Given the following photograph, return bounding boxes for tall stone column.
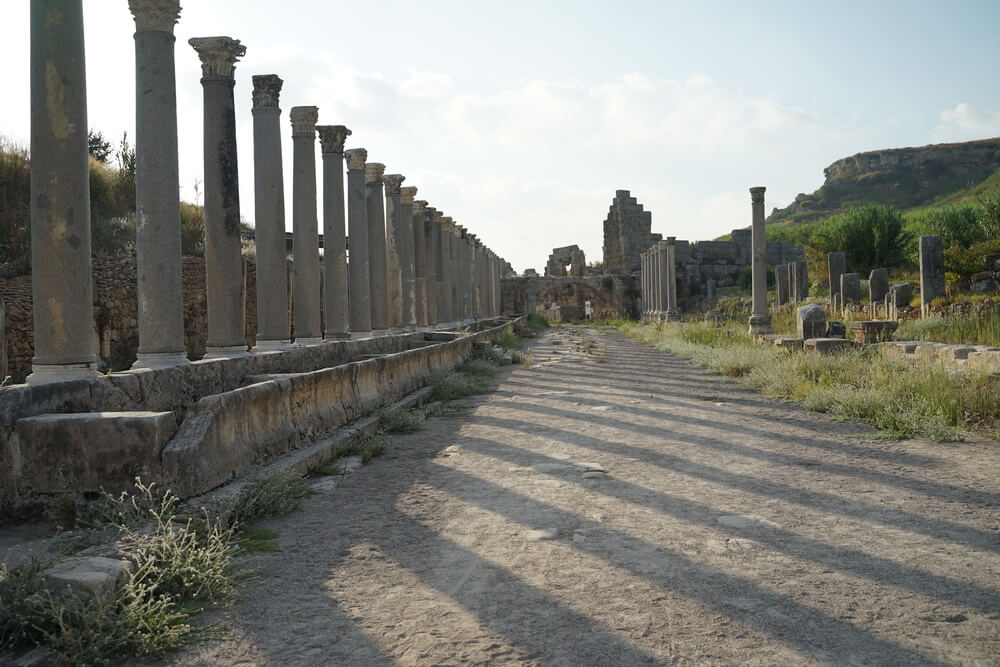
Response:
[424,207,440,325]
[657,241,669,320]
[365,163,388,333]
[748,186,772,335]
[129,0,188,368]
[317,124,351,339]
[666,237,680,320]
[399,187,418,327]
[459,227,473,321]
[651,245,662,319]
[437,214,454,325]
[190,36,247,358]
[288,106,321,344]
[828,252,846,311]
[250,74,290,349]
[28,0,99,383]
[412,199,428,327]
[382,173,405,328]
[344,149,371,335]
[476,240,488,318]
[641,250,649,320]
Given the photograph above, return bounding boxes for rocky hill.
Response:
[768,137,1000,224]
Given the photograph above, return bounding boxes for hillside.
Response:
[767,137,1000,226]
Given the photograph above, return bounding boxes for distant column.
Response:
[365,163,389,333]
[412,199,428,327]
[665,237,679,321]
[748,186,772,335]
[399,187,418,327]
[651,245,662,319]
[190,36,248,358]
[250,74,290,349]
[424,206,440,325]
[288,106,322,344]
[828,252,846,310]
[437,214,455,325]
[344,149,371,335]
[640,250,648,320]
[382,173,405,328]
[28,0,100,383]
[657,241,669,319]
[130,0,188,369]
[317,124,351,339]
[919,235,944,319]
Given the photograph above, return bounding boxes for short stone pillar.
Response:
[796,261,809,301]
[840,273,860,315]
[412,200,428,327]
[344,148,371,335]
[190,36,248,358]
[288,106,322,344]
[382,174,405,328]
[365,163,389,333]
[665,237,679,321]
[748,187,772,335]
[828,252,846,308]
[250,75,290,349]
[129,0,189,369]
[399,187,418,327]
[919,235,945,318]
[869,267,889,317]
[775,263,789,308]
[317,124,351,339]
[797,303,826,339]
[28,0,100,383]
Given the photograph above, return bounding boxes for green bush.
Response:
[810,205,913,274]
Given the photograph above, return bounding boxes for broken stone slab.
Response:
[881,341,918,359]
[889,283,914,308]
[774,337,804,351]
[849,320,899,344]
[44,556,133,598]
[796,303,826,339]
[869,268,889,304]
[804,338,856,355]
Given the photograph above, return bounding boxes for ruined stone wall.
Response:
[502,275,640,319]
[602,190,660,275]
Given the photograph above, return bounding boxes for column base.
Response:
[26,363,101,385]
[204,345,250,359]
[371,329,391,337]
[254,338,292,351]
[748,314,773,336]
[324,331,351,340]
[293,337,323,346]
[131,352,191,370]
[350,330,374,338]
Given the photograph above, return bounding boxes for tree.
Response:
[88,129,113,163]
[809,205,912,274]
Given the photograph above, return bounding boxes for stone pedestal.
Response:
[365,163,388,334]
[317,125,351,339]
[28,0,100,383]
[289,106,321,345]
[382,174,405,328]
[344,149,371,335]
[748,187,772,335]
[828,252,846,308]
[399,187,418,326]
[250,74,290,349]
[130,0,189,369]
[919,235,945,318]
[190,36,248,358]
[412,200,428,326]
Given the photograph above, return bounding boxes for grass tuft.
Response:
[226,470,314,527]
[376,407,425,434]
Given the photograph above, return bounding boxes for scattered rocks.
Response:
[43,556,133,598]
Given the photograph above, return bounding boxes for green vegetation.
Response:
[376,407,425,434]
[897,313,1000,347]
[235,527,281,555]
[225,470,314,526]
[525,313,550,333]
[429,358,500,402]
[623,321,1000,441]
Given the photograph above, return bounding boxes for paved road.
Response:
[181,325,1000,665]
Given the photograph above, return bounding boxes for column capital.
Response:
[344,148,367,170]
[400,186,418,205]
[317,125,351,155]
[383,174,405,194]
[412,199,427,213]
[433,211,444,223]
[365,162,386,184]
[251,74,283,111]
[289,106,318,137]
[750,186,766,202]
[666,236,676,245]
[657,240,668,250]
[129,0,181,33]
[189,36,245,78]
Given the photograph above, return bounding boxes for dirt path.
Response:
[178,324,1000,665]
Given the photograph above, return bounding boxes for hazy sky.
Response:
[3,1,999,271]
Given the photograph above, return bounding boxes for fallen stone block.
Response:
[796,303,826,339]
[804,338,856,355]
[850,320,899,344]
[44,556,132,598]
[774,337,804,352]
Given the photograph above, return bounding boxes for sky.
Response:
[3,1,1000,272]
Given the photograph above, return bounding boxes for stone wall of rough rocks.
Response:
[502,275,640,320]
[0,258,261,382]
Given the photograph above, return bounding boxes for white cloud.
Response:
[932,103,1000,142]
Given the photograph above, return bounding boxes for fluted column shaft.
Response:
[412,200,428,326]
[318,125,351,338]
[191,36,247,357]
[748,186,772,335]
[382,174,405,328]
[250,74,289,348]
[28,0,99,382]
[344,149,371,334]
[365,164,388,332]
[399,187,417,326]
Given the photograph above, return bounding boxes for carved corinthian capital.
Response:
[412,199,427,214]
[251,74,283,110]
[289,106,318,137]
[189,36,245,78]
[344,148,367,170]
[382,174,405,195]
[400,187,418,205]
[316,125,351,155]
[129,0,181,33]
[365,163,386,184]
[750,186,766,203]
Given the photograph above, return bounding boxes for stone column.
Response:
[412,199,428,327]
[775,263,789,308]
[748,186,772,335]
[425,206,440,325]
[250,74,290,349]
[382,173,405,328]
[190,36,247,358]
[640,250,648,320]
[344,149,371,335]
[288,106,321,344]
[365,163,388,333]
[797,261,809,302]
[454,223,468,323]
[919,235,944,318]
[129,0,188,368]
[828,252,846,309]
[787,263,797,306]
[476,240,489,318]
[657,241,669,319]
[317,124,351,339]
[651,245,662,319]
[399,187,418,327]
[665,237,679,321]
[28,0,99,382]
[437,214,454,325]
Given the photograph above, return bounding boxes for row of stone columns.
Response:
[639,239,678,321]
[26,0,508,383]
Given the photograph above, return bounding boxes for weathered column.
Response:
[28,0,99,382]
[787,263,798,306]
[775,263,789,308]
[250,74,290,349]
[828,252,846,309]
[412,199,428,327]
[382,173,405,328]
[869,267,889,317]
[317,124,351,339]
[665,237,679,321]
[190,36,247,358]
[651,245,662,319]
[657,241,669,319]
[344,148,371,335]
[919,235,945,318]
[454,223,468,323]
[288,106,322,344]
[424,206,440,325]
[437,214,455,325]
[641,250,649,320]
[129,0,188,368]
[476,240,489,318]
[399,187,418,327]
[365,163,388,333]
[797,261,809,301]
[748,186,772,335]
